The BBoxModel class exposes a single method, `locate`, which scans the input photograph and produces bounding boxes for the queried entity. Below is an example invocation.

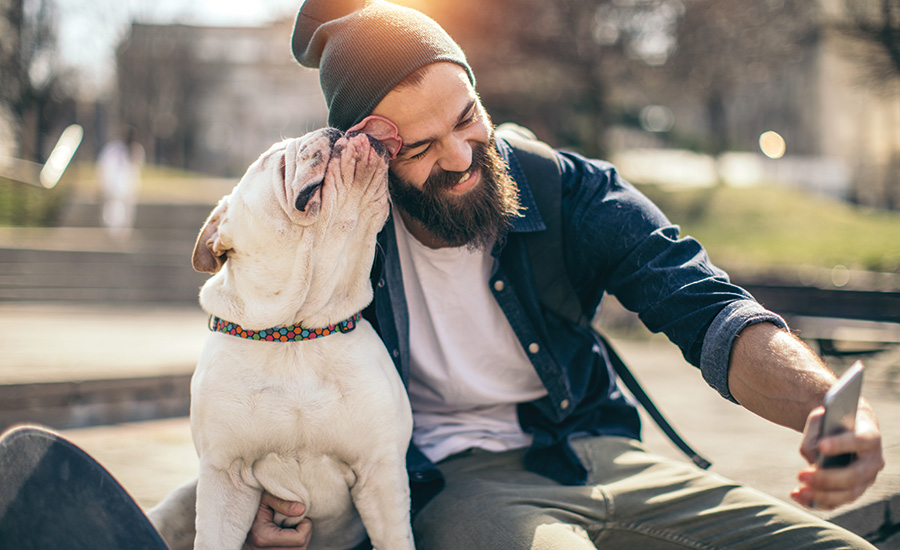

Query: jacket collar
[496,137,547,235]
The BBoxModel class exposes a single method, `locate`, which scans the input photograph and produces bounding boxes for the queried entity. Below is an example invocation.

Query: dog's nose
[295,180,324,212]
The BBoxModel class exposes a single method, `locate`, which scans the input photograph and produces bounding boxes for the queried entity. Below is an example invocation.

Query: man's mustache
[424,144,487,192]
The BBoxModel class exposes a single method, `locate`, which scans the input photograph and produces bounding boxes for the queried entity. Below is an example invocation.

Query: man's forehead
[371,63,476,139]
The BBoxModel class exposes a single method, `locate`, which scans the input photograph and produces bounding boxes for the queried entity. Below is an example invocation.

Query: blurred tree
[402,0,803,158]
[115,24,205,170]
[836,0,900,89]
[6,0,75,163]
[0,0,75,227]
[833,0,900,209]
[399,0,657,157]
[0,0,24,159]
[660,0,816,155]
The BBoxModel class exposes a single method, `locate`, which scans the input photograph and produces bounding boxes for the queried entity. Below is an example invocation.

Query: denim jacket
[362,137,787,515]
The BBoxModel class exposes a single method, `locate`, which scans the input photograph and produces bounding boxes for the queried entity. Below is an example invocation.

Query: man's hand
[242,493,312,550]
[791,402,884,510]
[728,323,885,510]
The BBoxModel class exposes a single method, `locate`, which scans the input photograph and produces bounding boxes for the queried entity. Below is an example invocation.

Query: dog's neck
[198,235,376,331]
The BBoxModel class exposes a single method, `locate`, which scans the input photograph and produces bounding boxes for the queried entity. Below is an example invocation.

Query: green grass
[0,177,72,226]
[0,163,237,227]
[636,183,900,274]
[3,162,899,277]
[66,163,235,204]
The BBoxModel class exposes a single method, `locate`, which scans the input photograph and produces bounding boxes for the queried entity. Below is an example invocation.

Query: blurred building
[603,0,900,208]
[723,1,898,206]
[111,3,898,207]
[113,17,326,178]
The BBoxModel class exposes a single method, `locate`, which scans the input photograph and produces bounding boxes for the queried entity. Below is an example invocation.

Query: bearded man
[243,1,882,549]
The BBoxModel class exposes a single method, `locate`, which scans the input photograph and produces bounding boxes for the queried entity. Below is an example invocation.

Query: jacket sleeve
[557,150,787,402]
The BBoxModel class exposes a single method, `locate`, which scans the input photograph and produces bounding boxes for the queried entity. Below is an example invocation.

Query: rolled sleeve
[700,300,789,403]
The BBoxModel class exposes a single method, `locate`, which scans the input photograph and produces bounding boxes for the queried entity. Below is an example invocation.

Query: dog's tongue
[347,115,402,160]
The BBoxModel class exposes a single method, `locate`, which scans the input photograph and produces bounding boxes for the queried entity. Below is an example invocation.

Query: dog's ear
[192,197,231,274]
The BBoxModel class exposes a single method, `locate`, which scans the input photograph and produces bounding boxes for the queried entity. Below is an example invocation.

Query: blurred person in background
[97,126,143,241]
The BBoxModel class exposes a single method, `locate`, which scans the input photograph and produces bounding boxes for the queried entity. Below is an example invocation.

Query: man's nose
[437,137,473,173]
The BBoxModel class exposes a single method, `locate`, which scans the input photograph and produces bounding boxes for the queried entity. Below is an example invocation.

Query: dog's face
[191,128,391,329]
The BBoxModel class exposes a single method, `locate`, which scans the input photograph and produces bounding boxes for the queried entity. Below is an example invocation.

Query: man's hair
[291,0,475,131]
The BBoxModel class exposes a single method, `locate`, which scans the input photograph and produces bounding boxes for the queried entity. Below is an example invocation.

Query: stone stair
[0,202,214,304]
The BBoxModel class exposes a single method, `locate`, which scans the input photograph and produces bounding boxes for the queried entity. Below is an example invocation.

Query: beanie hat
[291,0,476,131]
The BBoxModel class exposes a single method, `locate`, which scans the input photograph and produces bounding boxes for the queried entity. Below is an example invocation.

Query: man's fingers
[791,485,858,511]
[260,493,306,518]
[799,407,824,464]
[793,451,882,510]
[244,510,311,550]
[242,494,310,550]
[794,403,884,511]
[815,407,884,476]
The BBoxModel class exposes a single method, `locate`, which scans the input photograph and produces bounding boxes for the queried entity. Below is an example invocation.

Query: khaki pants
[413,437,874,550]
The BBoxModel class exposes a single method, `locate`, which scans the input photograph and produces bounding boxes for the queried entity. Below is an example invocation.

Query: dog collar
[209,312,363,342]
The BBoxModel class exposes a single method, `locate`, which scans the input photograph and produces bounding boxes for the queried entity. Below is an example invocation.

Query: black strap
[593,331,712,469]
[497,124,586,327]
[498,124,712,469]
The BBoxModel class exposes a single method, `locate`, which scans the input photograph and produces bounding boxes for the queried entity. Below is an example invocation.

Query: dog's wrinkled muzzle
[290,122,396,213]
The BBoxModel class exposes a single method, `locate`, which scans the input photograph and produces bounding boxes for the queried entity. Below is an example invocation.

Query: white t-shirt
[393,214,548,463]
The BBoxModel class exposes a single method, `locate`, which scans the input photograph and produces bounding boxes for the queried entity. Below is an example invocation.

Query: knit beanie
[291,0,476,131]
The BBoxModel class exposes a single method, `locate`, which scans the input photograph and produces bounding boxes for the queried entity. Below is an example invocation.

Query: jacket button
[377,278,385,288]
[528,343,540,354]
[493,280,505,292]
[560,399,570,410]
[392,349,400,358]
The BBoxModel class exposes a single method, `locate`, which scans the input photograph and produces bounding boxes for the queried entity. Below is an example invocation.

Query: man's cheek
[389,164,428,191]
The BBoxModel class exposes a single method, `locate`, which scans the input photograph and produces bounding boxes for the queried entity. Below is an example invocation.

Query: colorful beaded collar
[209,312,362,342]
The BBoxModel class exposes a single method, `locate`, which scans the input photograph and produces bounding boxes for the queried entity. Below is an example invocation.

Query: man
[231,0,882,548]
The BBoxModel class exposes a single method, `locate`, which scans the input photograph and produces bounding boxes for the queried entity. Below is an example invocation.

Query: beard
[388,134,522,250]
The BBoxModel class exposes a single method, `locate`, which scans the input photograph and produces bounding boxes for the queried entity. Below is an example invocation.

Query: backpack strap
[497,123,712,470]
[496,123,586,327]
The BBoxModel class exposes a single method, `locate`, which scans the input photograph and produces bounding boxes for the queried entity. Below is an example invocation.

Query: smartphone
[817,360,864,468]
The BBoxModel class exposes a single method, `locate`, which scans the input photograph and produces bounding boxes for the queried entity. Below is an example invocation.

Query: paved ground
[2,301,899,547]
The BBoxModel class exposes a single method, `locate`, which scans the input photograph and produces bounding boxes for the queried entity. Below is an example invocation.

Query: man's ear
[192,196,231,274]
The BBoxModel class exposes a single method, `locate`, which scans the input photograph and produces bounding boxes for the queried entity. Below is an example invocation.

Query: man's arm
[728,322,884,510]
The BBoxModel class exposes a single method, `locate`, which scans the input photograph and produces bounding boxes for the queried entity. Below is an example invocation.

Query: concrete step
[0,201,215,304]
[0,217,208,303]
[0,246,205,303]
[0,375,191,433]
[0,303,204,432]
[59,202,215,234]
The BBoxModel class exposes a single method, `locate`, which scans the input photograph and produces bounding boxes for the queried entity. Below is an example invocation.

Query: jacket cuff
[700,300,789,403]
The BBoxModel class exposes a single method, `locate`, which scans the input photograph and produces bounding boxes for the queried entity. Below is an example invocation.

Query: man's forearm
[727,322,837,431]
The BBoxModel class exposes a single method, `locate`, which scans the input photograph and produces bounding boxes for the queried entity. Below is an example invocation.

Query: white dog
[187,128,414,550]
